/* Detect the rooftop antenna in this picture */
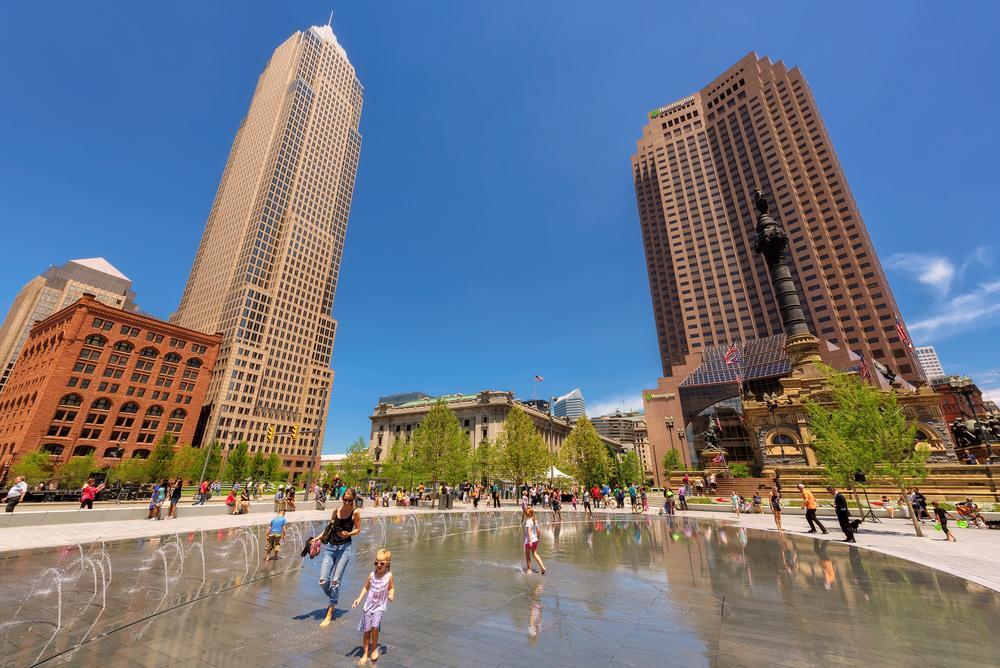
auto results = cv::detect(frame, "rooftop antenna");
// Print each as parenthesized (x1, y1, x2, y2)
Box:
(327, 10, 334, 27)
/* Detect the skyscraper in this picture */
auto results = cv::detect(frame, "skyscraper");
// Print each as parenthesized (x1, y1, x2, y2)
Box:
(0, 258, 136, 396)
(633, 52, 919, 382)
(914, 345, 945, 379)
(172, 25, 363, 478)
(551, 389, 585, 420)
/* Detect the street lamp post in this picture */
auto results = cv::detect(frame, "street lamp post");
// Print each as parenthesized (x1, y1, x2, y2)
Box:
(660, 416, 673, 489)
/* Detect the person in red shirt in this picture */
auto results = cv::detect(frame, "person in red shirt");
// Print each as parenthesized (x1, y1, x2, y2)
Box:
(195, 479, 210, 506)
(80, 478, 105, 510)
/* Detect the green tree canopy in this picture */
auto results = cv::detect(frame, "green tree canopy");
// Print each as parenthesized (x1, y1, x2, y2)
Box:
(170, 446, 205, 482)
(223, 441, 250, 483)
(379, 435, 418, 489)
(472, 438, 495, 484)
(493, 406, 550, 486)
(559, 417, 610, 488)
(146, 434, 177, 483)
(263, 452, 283, 482)
(11, 451, 54, 484)
(249, 450, 266, 480)
(661, 448, 682, 475)
(112, 457, 151, 485)
(339, 436, 373, 487)
(412, 400, 471, 501)
(56, 454, 97, 488)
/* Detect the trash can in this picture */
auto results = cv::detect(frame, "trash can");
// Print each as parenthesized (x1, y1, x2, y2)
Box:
(439, 494, 453, 509)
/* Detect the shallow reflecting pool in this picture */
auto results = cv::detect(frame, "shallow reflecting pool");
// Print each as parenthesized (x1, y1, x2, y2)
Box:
(2, 512, 998, 666)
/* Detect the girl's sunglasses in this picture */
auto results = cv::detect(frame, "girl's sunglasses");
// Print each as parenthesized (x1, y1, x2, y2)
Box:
(374, 560, 388, 567)
(343, 498, 354, 503)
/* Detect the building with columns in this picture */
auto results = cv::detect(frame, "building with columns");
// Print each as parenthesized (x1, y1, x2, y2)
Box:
(368, 391, 623, 472)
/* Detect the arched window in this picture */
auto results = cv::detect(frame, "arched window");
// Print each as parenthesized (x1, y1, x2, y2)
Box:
(113, 341, 134, 353)
(139, 347, 159, 359)
(164, 352, 181, 364)
(146, 405, 164, 417)
(103, 446, 123, 457)
(771, 434, 796, 445)
(41, 443, 64, 455)
(119, 402, 139, 414)
(132, 449, 151, 459)
(185, 358, 203, 368)
(91, 398, 112, 411)
(59, 393, 82, 407)
(170, 408, 186, 420)
(72, 445, 96, 457)
(84, 334, 107, 347)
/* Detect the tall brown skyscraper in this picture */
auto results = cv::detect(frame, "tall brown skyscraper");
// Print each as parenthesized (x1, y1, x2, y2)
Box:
(635, 53, 921, 479)
(172, 25, 363, 478)
(633, 52, 917, 381)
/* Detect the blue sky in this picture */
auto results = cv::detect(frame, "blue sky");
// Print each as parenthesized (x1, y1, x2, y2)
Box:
(1, 2, 998, 453)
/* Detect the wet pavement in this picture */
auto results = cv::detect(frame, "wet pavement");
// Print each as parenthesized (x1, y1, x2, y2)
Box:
(1, 511, 997, 667)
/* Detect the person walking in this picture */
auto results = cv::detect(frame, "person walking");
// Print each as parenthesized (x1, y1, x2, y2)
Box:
(491, 482, 500, 508)
(319, 489, 362, 628)
(523, 508, 546, 574)
(730, 491, 741, 516)
(168, 478, 183, 518)
(5, 476, 28, 513)
(827, 486, 856, 543)
(769, 487, 783, 531)
(797, 483, 828, 534)
(931, 501, 958, 542)
(678, 483, 688, 511)
(265, 509, 288, 560)
(352, 548, 395, 665)
(80, 478, 105, 510)
(194, 478, 209, 505)
(583, 489, 592, 517)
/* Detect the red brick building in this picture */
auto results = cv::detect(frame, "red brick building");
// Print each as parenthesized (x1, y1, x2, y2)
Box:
(0, 295, 220, 472)
(930, 376, 990, 424)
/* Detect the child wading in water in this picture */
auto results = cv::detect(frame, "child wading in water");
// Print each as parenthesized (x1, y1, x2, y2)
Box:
(523, 508, 546, 574)
(352, 548, 395, 665)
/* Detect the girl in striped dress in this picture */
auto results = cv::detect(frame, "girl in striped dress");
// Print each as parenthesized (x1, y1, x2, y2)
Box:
(352, 548, 395, 664)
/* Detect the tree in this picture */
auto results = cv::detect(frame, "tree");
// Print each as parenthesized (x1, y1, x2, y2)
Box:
(11, 451, 54, 484)
(412, 400, 471, 506)
(223, 441, 250, 483)
(662, 449, 682, 475)
(145, 434, 177, 483)
(340, 436, 373, 488)
(472, 438, 495, 484)
(380, 436, 418, 489)
(493, 406, 550, 487)
(263, 452, 283, 482)
(112, 457, 151, 484)
(559, 417, 610, 488)
(619, 451, 642, 486)
(806, 367, 924, 533)
(249, 450, 267, 480)
(56, 455, 97, 488)
(170, 446, 206, 482)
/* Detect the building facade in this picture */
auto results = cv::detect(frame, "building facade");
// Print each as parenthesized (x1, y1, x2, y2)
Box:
(930, 376, 989, 424)
(171, 25, 363, 479)
(591, 411, 652, 477)
(552, 389, 585, 420)
(635, 53, 923, 477)
(0, 258, 137, 397)
(368, 391, 622, 472)
(0, 295, 219, 473)
(915, 345, 945, 379)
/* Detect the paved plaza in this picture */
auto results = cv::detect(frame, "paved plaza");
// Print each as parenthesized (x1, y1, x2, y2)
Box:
(1, 505, 999, 667)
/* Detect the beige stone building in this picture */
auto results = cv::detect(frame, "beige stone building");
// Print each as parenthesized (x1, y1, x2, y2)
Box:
(0, 258, 136, 397)
(171, 25, 363, 480)
(368, 391, 624, 472)
(591, 411, 652, 478)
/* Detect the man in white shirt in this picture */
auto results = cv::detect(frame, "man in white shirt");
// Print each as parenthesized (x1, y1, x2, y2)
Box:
(5, 476, 28, 513)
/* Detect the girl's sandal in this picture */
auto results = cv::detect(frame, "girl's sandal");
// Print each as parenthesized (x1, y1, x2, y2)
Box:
(370, 648, 380, 662)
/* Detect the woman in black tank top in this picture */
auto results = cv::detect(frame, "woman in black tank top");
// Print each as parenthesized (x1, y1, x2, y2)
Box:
(319, 488, 361, 627)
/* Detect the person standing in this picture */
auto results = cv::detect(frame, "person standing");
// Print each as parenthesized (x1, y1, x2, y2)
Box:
(678, 483, 688, 511)
(265, 509, 288, 560)
(491, 482, 500, 508)
(797, 483, 828, 534)
(931, 501, 958, 542)
(523, 508, 546, 574)
(769, 487, 783, 531)
(5, 476, 28, 512)
(319, 489, 362, 628)
(80, 478, 105, 510)
(583, 489, 592, 517)
(352, 548, 395, 665)
(827, 486, 856, 543)
(168, 478, 183, 518)
(195, 478, 209, 505)
(730, 491, 741, 516)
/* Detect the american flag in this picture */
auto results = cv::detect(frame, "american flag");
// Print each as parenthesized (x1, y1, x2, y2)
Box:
(735, 372, 744, 386)
(723, 343, 741, 366)
(534, 375, 544, 382)
(712, 452, 726, 464)
(895, 318, 913, 350)
(859, 358, 872, 381)
(715, 415, 723, 431)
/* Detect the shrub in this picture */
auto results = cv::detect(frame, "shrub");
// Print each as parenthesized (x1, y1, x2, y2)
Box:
(727, 463, 751, 478)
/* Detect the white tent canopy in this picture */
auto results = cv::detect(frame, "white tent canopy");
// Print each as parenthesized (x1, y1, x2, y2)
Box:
(547, 466, 572, 480)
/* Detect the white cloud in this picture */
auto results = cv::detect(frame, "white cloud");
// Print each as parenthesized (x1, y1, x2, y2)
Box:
(586, 393, 645, 418)
(886, 253, 956, 296)
(981, 386, 1000, 406)
(907, 280, 1000, 340)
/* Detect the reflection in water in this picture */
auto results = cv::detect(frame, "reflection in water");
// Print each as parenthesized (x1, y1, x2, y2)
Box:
(2, 513, 999, 667)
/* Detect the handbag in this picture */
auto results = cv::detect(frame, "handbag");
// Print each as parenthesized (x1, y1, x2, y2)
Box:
(319, 521, 336, 544)
(309, 537, 323, 558)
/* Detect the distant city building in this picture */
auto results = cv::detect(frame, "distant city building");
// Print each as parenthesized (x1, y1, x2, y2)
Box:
(552, 389, 585, 420)
(915, 346, 945, 379)
(635, 53, 925, 478)
(0, 258, 136, 397)
(368, 390, 620, 472)
(930, 376, 989, 424)
(519, 398, 550, 414)
(0, 295, 220, 472)
(171, 25, 364, 480)
(592, 411, 652, 477)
